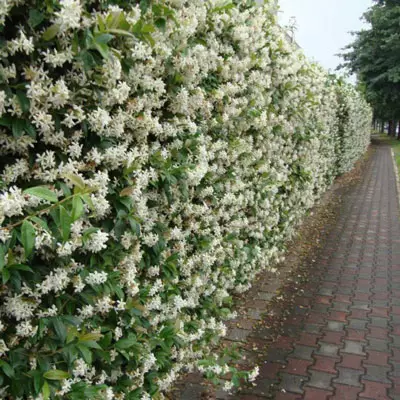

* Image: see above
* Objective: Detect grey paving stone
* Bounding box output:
[317,343,341,357]
[341,340,366,356]
[367,338,389,352]
[369,317,389,329]
[279,373,306,394]
[327,321,345,332]
[306,370,335,391]
[348,319,368,331]
[363,365,391,383]
[291,345,315,361]
[333,367,363,387]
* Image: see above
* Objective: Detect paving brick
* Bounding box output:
[368,326,389,339]
[338,354,365,370]
[346,329,367,342]
[285,359,313,376]
[311,356,337,374]
[348,319,368,331]
[326,321,345,332]
[291,345,315,361]
[303,387,332,400]
[366,338,389,352]
[359,380,391,399]
[258,362,282,379]
[333,367,363,387]
[306,370,335,391]
[275,393,301,400]
[363,364,391,384]
[317,343,341,358]
[322,331,344,345]
[365,350,389,366]
[369,317,389,329]
[297,333,320,347]
[341,340,366,356]
[329,311,348,322]
[350,309,369,319]
[279,373,306,394]
[330,384,362,399]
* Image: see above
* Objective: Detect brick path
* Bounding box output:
[232,142,400,399]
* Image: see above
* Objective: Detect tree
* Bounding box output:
[341,0,400,136]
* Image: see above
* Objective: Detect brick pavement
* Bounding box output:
[230,143,400,399]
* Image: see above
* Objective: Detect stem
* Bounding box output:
[3,189,96,231]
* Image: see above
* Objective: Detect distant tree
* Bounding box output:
[340,0,400,136]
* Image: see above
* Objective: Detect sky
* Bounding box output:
[278,0,373,75]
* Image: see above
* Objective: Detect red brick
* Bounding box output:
[391,377,400,395]
[311,356,337,374]
[274,336,295,349]
[370,307,389,318]
[307,312,326,325]
[329,311,347,322]
[393,307,400,316]
[339,354,365,370]
[331,384,362,399]
[350,309,369,319]
[304,387,332,400]
[354,292,370,301]
[371,292,388,300]
[359,380,391,399]
[365,350,389,366]
[259,362,282,379]
[368,326,389,339]
[322,331,344,345]
[392,348,400,362]
[298,333,320,347]
[334,295,351,304]
[285,358,313,376]
[275,393,301,400]
[316,296,332,305]
[297,296,311,306]
[393,326,400,336]
[374,278,388,286]
[346,329,367,342]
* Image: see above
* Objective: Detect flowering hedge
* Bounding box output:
[0,0,371,399]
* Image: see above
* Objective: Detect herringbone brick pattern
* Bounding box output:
[234,144,400,399]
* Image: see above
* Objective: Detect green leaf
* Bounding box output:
[42,24,60,41]
[155,18,166,32]
[77,343,92,364]
[12,119,26,138]
[29,9,45,28]
[8,264,33,272]
[24,186,58,203]
[0,245,5,270]
[2,268,10,284]
[71,195,84,222]
[16,91,30,113]
[64,173,86,190]
[43,369,70,380]
[0,360,14,378]
[42,381,50,400]
[52,318,67,343]
[21,220,36,258]
[115,335,137,350]
[94,33,114,44]
[59,206,71,242]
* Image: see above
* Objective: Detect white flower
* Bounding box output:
[85,230,109,253]
[16,320,38,338]
[85,271,108,286]
[55,0,82,32]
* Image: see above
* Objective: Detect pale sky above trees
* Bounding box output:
[278,0,373,73]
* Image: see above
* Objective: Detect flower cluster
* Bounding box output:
[0,0,371,399]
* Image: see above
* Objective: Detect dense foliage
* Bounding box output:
[341,0,400,133]
[0,0,371,399]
